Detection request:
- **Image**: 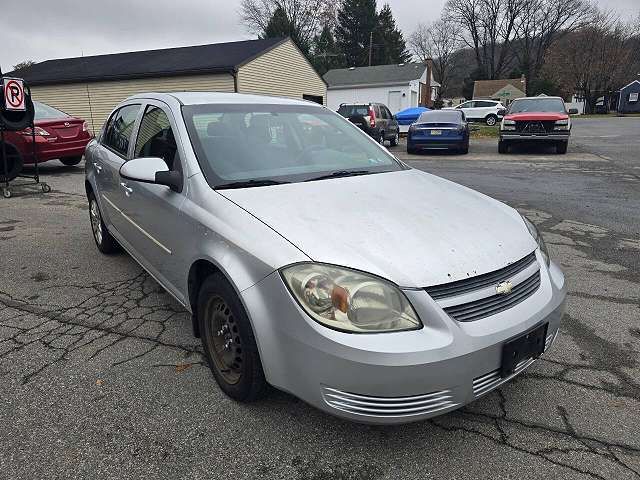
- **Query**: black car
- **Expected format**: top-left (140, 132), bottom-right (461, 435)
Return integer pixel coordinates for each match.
top-left (407, 110), bottom-right (470, 154)
top-left (337, 103), bottom-right (400, 146)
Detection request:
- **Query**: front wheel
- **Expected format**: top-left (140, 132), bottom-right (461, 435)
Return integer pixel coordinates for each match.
top-left (498, 140), bottom-right (509, 154)
top-left (60, 156), bottom-right (82, 166)
top-left (556, 141), bottom-right (568, 154)
top-left (390, 132), bottom-right (399, 147)
top-left (199, 273), bottom-right (268, 402)
top-left (486, 115), bottom-right (498, 126)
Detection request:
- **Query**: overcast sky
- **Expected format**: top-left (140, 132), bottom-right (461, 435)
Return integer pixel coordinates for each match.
top-left (1, 0), bottom-right (638, 72)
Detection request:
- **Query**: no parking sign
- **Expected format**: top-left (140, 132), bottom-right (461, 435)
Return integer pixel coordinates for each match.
top-left (2, 77), bottom-right (26, 111)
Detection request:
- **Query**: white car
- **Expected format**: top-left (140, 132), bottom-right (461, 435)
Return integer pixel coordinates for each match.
top-left (445, 100), bottom-right (505, 126)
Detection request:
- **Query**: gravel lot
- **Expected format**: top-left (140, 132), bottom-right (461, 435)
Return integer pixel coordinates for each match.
top-left (1, 116), bottom-right (639, 479)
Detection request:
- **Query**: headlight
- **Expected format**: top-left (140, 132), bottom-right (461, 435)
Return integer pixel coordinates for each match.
top-left (521, 214), bottom-right (550, 266)
top-left (554, 119), bottom-right (570, 131)
top-left (281, 263), bottom-right (422, 333)
top-left (501, 119), bottom-right (515, 131)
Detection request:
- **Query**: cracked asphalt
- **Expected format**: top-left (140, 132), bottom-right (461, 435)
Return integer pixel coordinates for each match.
top-left (0, 117), bottom-right (638, 479)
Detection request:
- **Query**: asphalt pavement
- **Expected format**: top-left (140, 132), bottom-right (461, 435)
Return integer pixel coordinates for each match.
top-left (0, 116), bottom-right (638, 479)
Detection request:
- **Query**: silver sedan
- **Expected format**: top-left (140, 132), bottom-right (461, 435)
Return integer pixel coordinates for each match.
top-left (84, 92), bottom-right (566, 424)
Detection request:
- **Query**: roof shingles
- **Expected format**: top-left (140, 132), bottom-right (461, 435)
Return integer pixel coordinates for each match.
top-left (323, 63), bottom-right (427, 89)
top-left (8, 38), bottom-right (286, 85)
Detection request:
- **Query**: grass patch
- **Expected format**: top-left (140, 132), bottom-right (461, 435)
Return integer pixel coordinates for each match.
top-left (471, 124), bottom-right (499, 138)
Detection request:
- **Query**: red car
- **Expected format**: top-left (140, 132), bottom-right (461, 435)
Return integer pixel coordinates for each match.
top-left (498, 96), bottom-right (578, 154)
top-left (1, 101), bottom-right (93, 181)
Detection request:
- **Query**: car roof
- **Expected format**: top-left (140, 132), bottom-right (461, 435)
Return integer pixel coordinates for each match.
top-left (126, 91), bottom-right (323, 107)
top-left (513, 96), bottom-right (564, 101)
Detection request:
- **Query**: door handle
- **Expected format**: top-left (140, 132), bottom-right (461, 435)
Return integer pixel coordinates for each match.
top-left (120, 182), bottom-right (133, 196)
top-left (94, 162), bottom-right (103, 173)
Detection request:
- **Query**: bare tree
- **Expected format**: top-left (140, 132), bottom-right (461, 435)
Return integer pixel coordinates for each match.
top-left (443, 0), bottom-right (525, 79)
top-left (409, 19), bottom-right (462, 96)
top-left (546, 12), bottom-right (635, 112)
top-left (512, 0), bottom-right (594, 93)
top-left (239, 0), bottom-right (334, 50)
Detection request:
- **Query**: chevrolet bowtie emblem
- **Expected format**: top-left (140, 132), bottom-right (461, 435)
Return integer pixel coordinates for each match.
top-left (496, 281), bottom-right (513, 295)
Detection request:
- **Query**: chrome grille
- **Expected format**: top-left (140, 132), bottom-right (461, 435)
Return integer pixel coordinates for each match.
top-left (473, 330), bottom-right (556, 397)
top-left (425, 252), bottom-right (537, 300)
top-left (443, 271), bottom-right (541, 322)
top-left (321, 387), bottom-right (458, 418)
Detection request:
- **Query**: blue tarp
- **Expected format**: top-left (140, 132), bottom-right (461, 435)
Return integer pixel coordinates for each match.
top-left (394, 106), bottom-right (430, 125)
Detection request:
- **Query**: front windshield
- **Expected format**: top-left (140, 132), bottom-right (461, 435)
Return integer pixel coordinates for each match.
top-left (508, 98), bottom-right (566, 114)
top-left (182, 104), bottom-right (404, 188)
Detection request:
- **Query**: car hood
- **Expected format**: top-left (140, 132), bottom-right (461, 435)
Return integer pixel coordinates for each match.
top-left (505, 112), bottom-right (568, 121)
top-left (220, 169), bottom-right (537, 288)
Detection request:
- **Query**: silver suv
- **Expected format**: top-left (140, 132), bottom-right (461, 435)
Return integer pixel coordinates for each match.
top-left (85, 92), bottom-right (566, 424)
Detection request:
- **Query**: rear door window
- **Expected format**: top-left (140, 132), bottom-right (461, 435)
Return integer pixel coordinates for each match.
top-left (102, 104), bottom-right (140, 157)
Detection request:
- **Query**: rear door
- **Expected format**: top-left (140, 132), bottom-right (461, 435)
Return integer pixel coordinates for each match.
top-left (457, 101), bottom-right (478, 120)
top-left (119, 101), bottom-right (189, 302)
top-left (94, 103), bottom-right (142, 239)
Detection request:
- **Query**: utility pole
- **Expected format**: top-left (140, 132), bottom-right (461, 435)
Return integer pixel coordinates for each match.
top-left (368, 31), bottom-right (373, 66)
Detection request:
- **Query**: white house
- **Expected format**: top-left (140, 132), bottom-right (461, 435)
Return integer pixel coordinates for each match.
top-left (323, 62), bottom-right (440, 114)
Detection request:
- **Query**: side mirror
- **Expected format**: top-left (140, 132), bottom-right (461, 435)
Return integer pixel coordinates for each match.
top-left (119, 157), bottom-right (182, 193)
top-left (497, 108), bottom-right (507, 116)
top-left (568, 108), bottom-right (578, 115)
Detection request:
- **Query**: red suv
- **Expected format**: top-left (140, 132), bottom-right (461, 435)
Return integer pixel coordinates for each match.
top-left (498, 96), bottom-right (577, 154)
top-left (1, 101), bottom-right (93, 181)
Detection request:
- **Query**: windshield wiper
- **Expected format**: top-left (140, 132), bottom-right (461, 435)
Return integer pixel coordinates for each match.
top-left (305, 170), bottom-right (372, 182)
top-left (215, 179), bottom-right (290, 190)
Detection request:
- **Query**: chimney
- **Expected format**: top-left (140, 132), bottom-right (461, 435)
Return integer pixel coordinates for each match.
top-left (421, 58), bottom-right (434, 107)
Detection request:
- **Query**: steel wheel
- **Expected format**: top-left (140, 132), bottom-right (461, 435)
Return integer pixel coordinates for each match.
top-left (90, 198), bottom-right (103, 245)
top-left (203, 295), bottom-right (244, 385)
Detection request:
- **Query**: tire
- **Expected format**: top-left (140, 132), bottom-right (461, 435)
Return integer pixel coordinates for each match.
top-left (485, 114), bottom-right (498, 126)
top-left (390, 132), bottom-right (399, 147)
top-left (88, 191), bottom-right (119, 254)
top-left (459, 142), bottom-right (469, 155)
top-left (60, 156), bottom-right (82, 166)
top-left (407, 145), bottom-right (418, 155)
top-left (0, 145), bottom-right (24, 183)
top-left (498, 140), bottom-right (509, 154)
top-left (198, 273), bottom-right (268, 402)
top-left (556, 141), bottom-right (568, 154)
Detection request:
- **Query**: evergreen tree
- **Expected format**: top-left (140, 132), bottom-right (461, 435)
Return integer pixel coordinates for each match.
top-left (311, 25), bottom-right (345, 75)
top-left (335, 0), bottom-right (378, 67)
top-left (263, 6), bottom-right (310, 55)
top-left (375, 4), bottom-right (411, 65)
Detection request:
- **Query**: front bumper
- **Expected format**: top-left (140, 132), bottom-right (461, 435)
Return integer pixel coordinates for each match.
top-left (500, 132), bottom-right (570, 141)
top-left (241, 253), bottom-right (566, 424)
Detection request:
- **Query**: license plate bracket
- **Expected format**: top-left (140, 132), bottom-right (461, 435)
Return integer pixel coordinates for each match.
top-left (500, 323), bottom-right (548, 378)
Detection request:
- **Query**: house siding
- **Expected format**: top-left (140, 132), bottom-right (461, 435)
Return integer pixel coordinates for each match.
top-left (238, 40), bottom-right (326, 103)
top-left (30, 74), bottom-right (235, 132)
